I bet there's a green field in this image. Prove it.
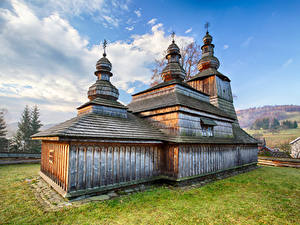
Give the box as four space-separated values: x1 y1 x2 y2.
245 127 300 150
0 164 299 224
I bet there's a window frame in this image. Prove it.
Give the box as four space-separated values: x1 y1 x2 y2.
49 149 54 164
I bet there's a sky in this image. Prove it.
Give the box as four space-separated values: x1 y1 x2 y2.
0 0 300 124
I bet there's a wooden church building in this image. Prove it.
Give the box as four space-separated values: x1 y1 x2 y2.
32 31 258 198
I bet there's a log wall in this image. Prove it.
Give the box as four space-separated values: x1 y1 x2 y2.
40 141 69 192
68 143 161 192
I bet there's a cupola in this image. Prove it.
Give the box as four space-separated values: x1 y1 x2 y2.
161 32 186 82
88 40 119 101
197 28 220 72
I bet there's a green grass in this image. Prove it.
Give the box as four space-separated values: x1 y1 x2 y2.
1 164 300 224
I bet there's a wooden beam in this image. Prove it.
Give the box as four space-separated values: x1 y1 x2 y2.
32 137 60 141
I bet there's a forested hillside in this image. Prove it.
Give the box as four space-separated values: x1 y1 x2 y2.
237 105 300 128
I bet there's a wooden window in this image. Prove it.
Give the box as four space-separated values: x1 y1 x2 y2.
49 150 54 164
200 118 216 137
202 125 213 137
207 126 213 136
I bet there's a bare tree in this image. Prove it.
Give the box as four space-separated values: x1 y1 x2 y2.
151 58 166 86
180 42 201 80
150 41 201 86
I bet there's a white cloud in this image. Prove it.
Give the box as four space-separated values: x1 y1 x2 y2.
125 26 134 31
102 15 119 27
147 18 157 25
127 87 135 94
24 0 129 27
134 9 141 17
40 0 106 16
241 36 254 47
282 58 293 68
223 44 229 50
0 0 194 123
185 28 192 34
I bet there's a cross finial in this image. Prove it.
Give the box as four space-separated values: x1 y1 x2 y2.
103 39 107 57
171 31 175 43
205 22 210 33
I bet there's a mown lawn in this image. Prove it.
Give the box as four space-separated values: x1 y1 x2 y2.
0 164 299 225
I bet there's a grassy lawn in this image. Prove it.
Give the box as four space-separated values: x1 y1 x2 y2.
0 164 299 224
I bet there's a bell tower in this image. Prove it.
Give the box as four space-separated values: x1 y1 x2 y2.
161 32 186 82
187 24 237 121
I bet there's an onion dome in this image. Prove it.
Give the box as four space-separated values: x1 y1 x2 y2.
166 40 181 59
95 53 112 74
88 79 119 101
203 31 213 45
88 40 119 101
197 55 220 71
197 31 220 72
161 34 186 82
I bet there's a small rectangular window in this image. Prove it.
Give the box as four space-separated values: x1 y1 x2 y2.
207 126 213 136
200 117 216 137
49 150 54 164
202 125 214 137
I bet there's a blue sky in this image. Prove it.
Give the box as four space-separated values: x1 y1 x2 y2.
0 0 299 124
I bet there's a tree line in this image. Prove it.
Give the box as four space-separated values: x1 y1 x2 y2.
0 106 42 153
251 117 298 130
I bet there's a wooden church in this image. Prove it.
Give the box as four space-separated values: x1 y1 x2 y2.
32 31 258 198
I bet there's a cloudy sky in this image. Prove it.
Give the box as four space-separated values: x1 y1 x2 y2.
0 0 300 124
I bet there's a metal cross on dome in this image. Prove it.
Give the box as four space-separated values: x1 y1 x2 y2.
103 39 107 56
205 22 210 32
171 31 175 43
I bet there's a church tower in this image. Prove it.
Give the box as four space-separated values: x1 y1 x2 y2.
77 40 127 118
187 29 237 121
161 33 186 82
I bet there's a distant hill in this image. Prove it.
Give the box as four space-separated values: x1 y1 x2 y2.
237 105 300 128
6 122 57 138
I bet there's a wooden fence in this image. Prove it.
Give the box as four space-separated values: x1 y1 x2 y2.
258 157 300 168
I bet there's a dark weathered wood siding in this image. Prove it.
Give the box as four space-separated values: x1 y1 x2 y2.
178 144 257 178
68 143 162 192
165 144 257 179
40 141 69 192
40 140 257 197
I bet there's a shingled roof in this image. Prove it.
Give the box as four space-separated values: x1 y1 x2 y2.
132 80 209 97
32 112 165 141
165 124 258 144
188 68 230 82
128 91 235 120
77 97 127 110
32 111 257 144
